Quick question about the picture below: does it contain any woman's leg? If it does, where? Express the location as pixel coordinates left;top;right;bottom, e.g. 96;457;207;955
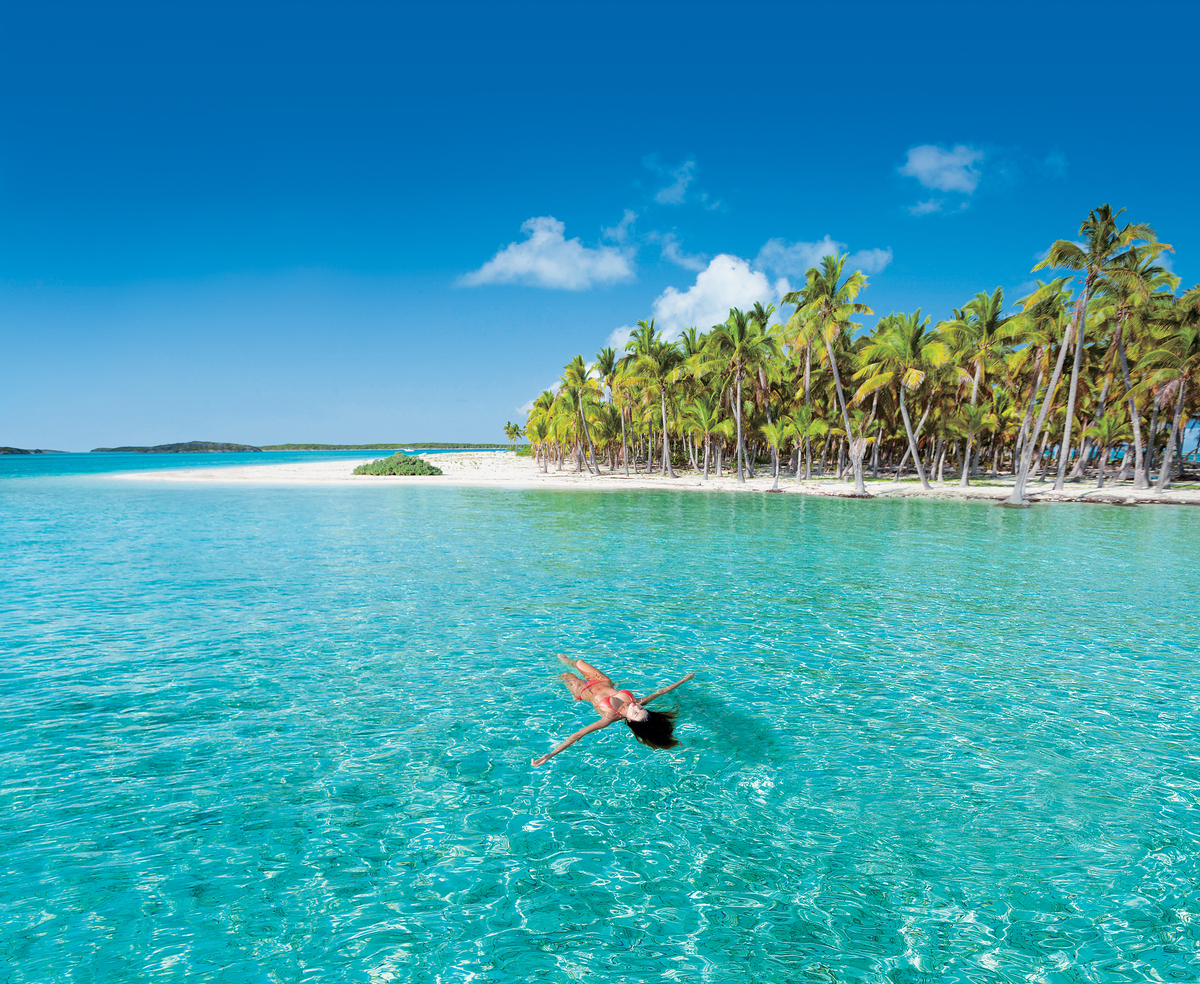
560;672;590;699
558;654;611;683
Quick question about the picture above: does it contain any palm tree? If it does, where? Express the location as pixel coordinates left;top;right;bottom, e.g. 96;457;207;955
561;355;600;474
608;361;636;476
1033;205;1165;490
628;323;683;478
761;419;787;490
856;311;949;490
786;406;828;482
944;288;1011;486
788;254;873;494
1005;279;1075;504
686;394;722;480
779;288;824;476
1083;413;1131;488
1139;287;1200;491
503;421;523;451
701;308;779;482
1095;246;1179;489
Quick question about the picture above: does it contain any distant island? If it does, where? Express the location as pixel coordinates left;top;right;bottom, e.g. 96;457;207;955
263;443;512;450
91;442;264;453
1;447;66;454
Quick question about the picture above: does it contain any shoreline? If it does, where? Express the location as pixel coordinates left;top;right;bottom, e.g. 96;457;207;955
105;451;1200;506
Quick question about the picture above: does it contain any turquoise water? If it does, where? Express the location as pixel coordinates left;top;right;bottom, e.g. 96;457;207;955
0;448;497;481
2;458;1198;982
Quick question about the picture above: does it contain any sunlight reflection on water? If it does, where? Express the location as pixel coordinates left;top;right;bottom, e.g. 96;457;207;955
2;471;1199;981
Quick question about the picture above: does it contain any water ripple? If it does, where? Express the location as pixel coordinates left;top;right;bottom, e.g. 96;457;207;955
2;480;1199;981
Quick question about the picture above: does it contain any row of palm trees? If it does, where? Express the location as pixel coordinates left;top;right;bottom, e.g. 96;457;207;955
520;205;1200;501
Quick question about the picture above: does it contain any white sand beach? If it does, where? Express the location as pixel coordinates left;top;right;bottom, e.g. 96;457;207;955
111;451;1200;505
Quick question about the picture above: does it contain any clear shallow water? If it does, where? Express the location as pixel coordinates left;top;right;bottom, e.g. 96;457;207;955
0;448;498;481
2;461;1198;982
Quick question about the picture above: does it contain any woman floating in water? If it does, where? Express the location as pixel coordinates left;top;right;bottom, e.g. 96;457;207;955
531;655;694;767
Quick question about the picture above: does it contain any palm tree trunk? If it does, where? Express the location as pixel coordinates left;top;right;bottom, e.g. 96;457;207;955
897;385;930;489
1013;351;1045;479
703;434;710;480
1115;329;1146;489
1008;323;1072;504
734;372;746;483
824;338;866;494
1055;284;1094;490
1145;395;1161;485
659;389;675;478
578;404;598;475
1096;443;1110;488
1116;444;1130;483
715;439;723;478
1156;380;1187;492
620;410;629;477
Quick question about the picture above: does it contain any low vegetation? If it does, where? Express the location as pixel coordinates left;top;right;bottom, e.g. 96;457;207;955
353;453;443;476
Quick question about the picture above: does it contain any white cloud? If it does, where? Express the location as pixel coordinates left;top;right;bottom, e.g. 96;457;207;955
755;236;845;276
847;247;894;273
653;160;696;205
658;233;707;271
518;381;562;414
651;254;777;338
603;209;637;243
607;324;636;349
900;145;984;194
1044;152;1067;178
458;216;635;290
756;237;893;276
909;199;943;216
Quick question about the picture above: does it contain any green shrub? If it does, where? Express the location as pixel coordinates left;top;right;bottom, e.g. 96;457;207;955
353;453;444;477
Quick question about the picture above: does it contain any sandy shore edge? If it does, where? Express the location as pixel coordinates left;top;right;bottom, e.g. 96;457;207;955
104;452;1200;506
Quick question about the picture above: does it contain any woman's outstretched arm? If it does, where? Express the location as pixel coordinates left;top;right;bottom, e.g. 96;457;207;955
640;672;694;706
531;717;614;768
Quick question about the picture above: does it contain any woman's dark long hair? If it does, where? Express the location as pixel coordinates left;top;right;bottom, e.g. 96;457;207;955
626;707;680;749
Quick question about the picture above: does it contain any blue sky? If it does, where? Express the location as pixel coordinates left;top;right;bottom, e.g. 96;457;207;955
2;1;1198;449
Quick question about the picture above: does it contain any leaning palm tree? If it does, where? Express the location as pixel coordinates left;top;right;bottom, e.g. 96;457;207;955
855;310;949;490
1004;280;1078;504
1033;204;1166;490
787;254;873;494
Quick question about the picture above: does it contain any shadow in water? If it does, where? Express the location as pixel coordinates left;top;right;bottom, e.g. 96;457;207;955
676;692;787;765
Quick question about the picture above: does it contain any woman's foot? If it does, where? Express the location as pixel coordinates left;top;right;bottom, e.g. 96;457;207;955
557;654;576;667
